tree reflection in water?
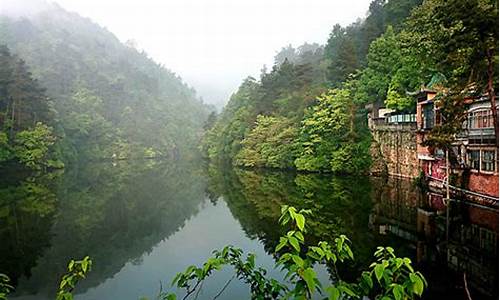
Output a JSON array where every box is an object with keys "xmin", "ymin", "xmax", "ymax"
[
  {"xmin": 1, "ymin": 162, "xmax": 497, "ymax": 299},
  {"xmin": 207, "ymin": 165, "xmax": 498, "ymax": 299},
  {"xmin": 3, "ymin": 158, "xmax": 207, "ymax": 298}
]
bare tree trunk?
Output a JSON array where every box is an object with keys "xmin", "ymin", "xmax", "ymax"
[{"xmin": 486, "ymin": 48, "xmax": 498, "ymax": 146}]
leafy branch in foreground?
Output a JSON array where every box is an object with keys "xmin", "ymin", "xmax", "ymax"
[
  {"xmin": 160, "ymin": 205, "xmax": 426, "ymax": 300},
  {"xmin": 56, "ymin": 256, "xmax": 92, "ymax": 300},
  {"xmin": 0, "ymin": 274, "xmax": 13, "ymax": 300},
  {"xmin": 0, "ymin": 256, "xmax": 92, "ymax": 300}
]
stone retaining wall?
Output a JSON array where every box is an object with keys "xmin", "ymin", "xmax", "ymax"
[{"xmin": 370, "ymin": 124, "xmax": 419, "ymax": 179}]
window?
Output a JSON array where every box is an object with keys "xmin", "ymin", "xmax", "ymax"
[
  {"xmin": 422, "ymin": 104, "xmax": 434, "ymax": 129},
  {"xmin": 468, "ymin": 110, "xmax": 494, "ymax": 129},
  {"xmin": 388, "ymin": 114, "xmax": 416, "ymax": 124},
  {"xmin": 481, "ymin": 150, "xmax": 496, "ymax": 172},
  {"xmin": 434, "ymin": 149, "xmax": 444, "ymax": 158},
  {"xmin": 468, "ymin": 150, "xmax": 480, "ymax": 170},
  {"xmin": 468, "ymin": 149, "xmax": 497, "ymax": 172}
]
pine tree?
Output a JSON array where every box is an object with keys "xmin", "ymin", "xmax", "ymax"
[
  {"xmin": 0, "ymin": 45, "xmax": 13, "ymax": 128},
  {"xmin": 7, "ymin": 59, "xmax": 51, "ymax": 133},
  {"xmin": 325, "ymin": 25, "xmax": 358, "ymax": 86}
]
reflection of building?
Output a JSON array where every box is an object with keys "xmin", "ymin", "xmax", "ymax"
[
  {"xmin": 447, "ymin": 218, "xmax": 499, "ymax": 298},
  {"xmin": 369, "ymin": 177, "xmax": 428, "ymax": 247},
  {"xmin": 370, "ymin": 176, "xmax": 499, "ymax": 299}
]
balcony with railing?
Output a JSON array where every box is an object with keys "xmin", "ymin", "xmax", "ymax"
[
  {"xmin": 457, "ymin": 109, "xmax": 496, "ymax": 144},
  {"xmin": 468, "ymin": 110, "xmax": 496, "ymax": 137},
  {"xmin": 387, "ymin": 113, "xmax": 416, "ymax": 124},
  {"xmin": 370, "ymin": 114, "xmax": 417, "ymax": 131}
]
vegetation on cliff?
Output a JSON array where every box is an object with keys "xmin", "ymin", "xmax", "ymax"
[{"xmin": 203, "ymin": 0, "xmax": 498, "ymax": 170}]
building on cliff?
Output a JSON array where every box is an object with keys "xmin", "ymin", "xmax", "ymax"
[
  {"xmin": 368, "ymin": 90, "xmax": 499, "ymax": 298},
  {"xmin": 414, "ymin": 89, "xmax": 499, "ymax": 205},
  {"xmin": 368, "ymin": 88, "xmax": 498, "ymax": 207}
]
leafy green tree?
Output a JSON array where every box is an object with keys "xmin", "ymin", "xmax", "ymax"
[
  {"xmin": 203, "ymin": 111, "xmax": 218, "ymax": 131},
  {"xmin": 0, "ymin": 45, "xmax": 60, "ymax": 168},
  {"xmin": 296, "ymin": 43, "xmax": 323, "ymax": 65},
  {"xmin": 404, "ymin": 0, "xmax": 499, "ymax": 145},
  {"xmin": 357, "ymin": 27, "xmax": 400, "ymax": 105},
  {"xmin": 203, "ymin": 77, "xmax": 259, "ymax": 161},
  {"xmin": 13, "ymin": 122, "xmax": 62, "ymax": 170},
  {"xmin": 0, "ymin": 45, "xmax": 13, "ymax": 124},
  {"xmin": 294, "ymin": 90, "xmax": 349, "ymax": 172},
  {"xmin": 274, "ymin": 44, "xmax": 298, "ymax": 65},
  {"xmin": 358, "ymin": 0, "xmax": 386, "ymax": 61},
  {"xmin": 384, "ymin": 0, "xmax": 423, "ymax": 29},
  {"xmin": 234, "ymin": 115, "xmax": 298, "ymax": 169},
  {"xmin": 295, "ymin": 89, "xmax": 371, "ymax": 174},
  {"xmin": 60, "ymin": 87, "xmax": 120, "ymax": 160},
  {"xmin": 7, "ymin": 59, "xmax": 52, "ymax": 131},
  {"xmin": 0, "ymin": 132, "xmax": 12, "ymax": 162},
  {"xmin": 324, "ymin": 0, "xmax": 423, "ymax": 82},
  {"xmin": 257, "ymin": 59, "xmax": 299, "ymax": 114},
  {"xmin": 203, "ymin": 38, "xmax": 332, "ymax": 168},
  {"xmin": 357, "ymin": 26, "xmax": 424, "ymax": 111},
  {"xmin": 330, "ymin": 143, "xmax": 372, "ymax": 174}
]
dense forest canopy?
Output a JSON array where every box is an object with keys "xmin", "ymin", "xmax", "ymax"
[
  {"xmin": 0, "ymin": 1, "xmax": 212, "ymax": 168},
  {"xmin": 203, "ymin": 0, "xmax": 498, "ymax": 173}
]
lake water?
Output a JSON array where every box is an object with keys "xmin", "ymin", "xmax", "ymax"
[{"xmin": 1, "ymin": 158, "xmax": 498, "ymax": 299}]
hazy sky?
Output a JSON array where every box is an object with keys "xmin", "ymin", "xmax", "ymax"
[{"xmin": 5, "ymin": 0, "xmax": 373, "ymax": 106}]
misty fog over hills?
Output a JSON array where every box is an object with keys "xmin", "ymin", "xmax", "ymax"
[
  {"xmin": 0, "ymin": 0, "xmax": 212, "ymax": 161},
  {"xmin": 1, "ymin": 0, "xmax": 372, "ymax": 108}
]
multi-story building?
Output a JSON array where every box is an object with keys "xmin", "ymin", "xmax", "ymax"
[
  {"xmin": 415, "ymin": 88, "xmax": 499, "ymax": 204},
  {"xmin": 367, "ymin": 89, "xmax": 498, "ymax": 298}
]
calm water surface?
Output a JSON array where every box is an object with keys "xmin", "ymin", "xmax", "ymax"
[{"xmin": 1, "ymin": 159, "xmax": 497, "ymax": 299}]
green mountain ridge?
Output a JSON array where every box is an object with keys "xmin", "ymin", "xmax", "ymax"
[{"xmin": 0, "ymin": 0, "xmax": 211, "ymax": 164}]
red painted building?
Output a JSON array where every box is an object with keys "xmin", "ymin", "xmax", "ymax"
[{"xmin": 415, "ymin": 89, "xmax": 499, "ymax": 199}]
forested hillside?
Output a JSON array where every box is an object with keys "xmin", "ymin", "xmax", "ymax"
[
  {"xmin": 0, "ymin": 1, "xmax": 211, "ymax": 167},
  {"xmin": 0, "ymin": 45, "xmax": 62, "ymax": 169},
  {"xmin": 203, "ymin": 0, "xmax": 498, "ymax": 173}
]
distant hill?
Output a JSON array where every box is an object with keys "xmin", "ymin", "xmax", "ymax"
[{"xmin": 0, "ymin": 0, "xmax": 211, "ymax": 161}]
